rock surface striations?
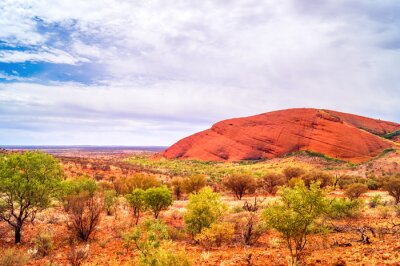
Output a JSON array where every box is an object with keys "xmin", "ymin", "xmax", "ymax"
[{"xmin": 163, "ymin": 108, "xmax": 400, "ymax": 163}]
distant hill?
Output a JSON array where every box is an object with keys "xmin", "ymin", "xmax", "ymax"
[{"xmin": 163, "ymin": 108, "xmax": 400, "ymax": 163}]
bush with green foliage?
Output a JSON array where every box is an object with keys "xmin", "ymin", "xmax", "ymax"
[
  {"xmin": 301, "ymin": 171, "xmax": 333, "ymax": 188},
  {"xmin": 143, "ymin": 186, "xmax": 173, "ymax": 218},
  {"xmin": 34, "ymin": 231, "xmax": 54, "ymax": 257},
  {"xmin": 327, "ymin": 198, "xmax": 363, "ymax": 219},
  {"xmin": 335, "ymin": 175, "xmax": 358, "ymax": 189},
  {"xmin": 366, "ymin": 177, "xmax": 380, "ymax": 190},
  {"xmin": 184, "ymin": 187, "xmax": 227, "ymax": 236},
  {"xmin": 194, "ymin": 222, "xmax": 235, "ymax": 249},
  {"xmin": 183, "ymin": 174, "xmax": 207, "ymax": 194},
  {"xmin": 103, "ymin": 189, "xmax": 117, "ymax": 215},
  {"xmin": 60, "ymin": 177, "xmax": 103, "ymax": 241},
  {"xmin": 125, "ymin": 188, "xmax": 146, "ymax": 225},
  {"xmin": 382, "ymin": 174, "xmax": 400, "ymax": 204},
  {"xmin": 263, "ymin": 182, "xmax": 329, "ymax": 265},
  {"xmin": 368, "ymin": 194, "xmax": 383, "ymax": 208},
  {"xmin": 124, "ymin": 219, "xmax": 190, "ymax": 266},
  {"xmin": 0, "ymin": 151, "xmax": 63, "ymax": 243},
  {"xmin": 65, "ymin": 191, "xmax": 103, "ymax": 241},
  {"xmin": 114, "ymin": 174, "xmax": 160, "ymax": 195},
  {"xmin": 344, "ymin": 183, "xmax": 368, "ymax": 200},
  {"xmin": 222, "ymin": 174, "xmax": 257, "ymax": 200}
]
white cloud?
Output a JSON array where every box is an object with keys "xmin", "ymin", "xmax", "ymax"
[
  {"xmin": 0, "ymin": 48, "xmax": 88, "ymax": 64},
  {"xmin": 0, "ymin": 0, "xmax": 400, "ymax": 144}
]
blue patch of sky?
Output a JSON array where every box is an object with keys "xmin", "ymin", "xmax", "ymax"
[
  {"xmin": 0, "ymin": 61, "xmax": 107, "ymax": 84},
  {"xmin": 0, "ymin": 16, "xmax": 108, "ymax": 84}
]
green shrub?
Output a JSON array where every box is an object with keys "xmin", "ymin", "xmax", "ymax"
[
  {"xmin": 0, "ymin": 248, "xmax": 28, "ymax": 266},
  {"xmin": 366, "ymin": 178, "xmax": 379, "ymax": 190},
  {"xmin": 233, "ymin": 212, "xmax": 268, "ymax": 245},
  {"xmin": 301, "ymin": 171, "xmax": 333, "ymax": 188},
  {"xmin": 125, "ymin": 188, "xmax": 146, "ymax": 225},
  {"xmin": 368, "ymin": 194, "xmax": 382, "ymax": 208},
  {"xmin": 184, "ymin": 187, "xmax": 227, "ymax": 236},
  {"xmin": 263, "ymin": 182, "xmax": 329, "ymax": 264},
  {"xmin": 34, "ymin": 231, "xmax": 54, "ymax": 257},
  {"xmin": 103, "ymin": 189, "xmax": 117, "ymax": 215},
  {"xmin": 170, "ymin": 177, "xmax": 185, "ymax": 200},
  {"xmin": 114, "ymin": 174, "xmax": 160, "ymax": 195},
  {"xmin": 124, "ymin": 219, "xmax": 190, "ymax": 266},
  {"xmin": 328, "ymin": 198, "xmax": 363, "ymax": 219},
  {"xmin": 143, "ymin": 186, "xmax": 173, "ymax": 219},
  {"xmin": 66, "ymin": 192, "xmax": 103, "ymax": 241},
  {"xmin": 183, "ymin": 174, "xmax": 207, "ymax": 194},
  {"xmin": 195, "ymin": 222, "xmax": 235, "ymax": 249}
]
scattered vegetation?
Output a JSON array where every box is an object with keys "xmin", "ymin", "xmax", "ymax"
[
  {"xmin": 184, "ymin": 187, "xmax": 227, "ymax": 237},
  {"xmin": 263, "ymin": 181, "xmax": 329, "ymax": 265},
  {"xmin": 222, "ymin": 174, "xmax": 257, "ymax": 200},
  {"xmin": 1, "ymin": 150, "xmax": 400, "ymax": 265},
  {"xmin": 0, "ymin": 151, "xmax": 63, "ymax": 243}
]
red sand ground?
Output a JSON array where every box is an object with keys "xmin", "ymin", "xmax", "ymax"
[{"xmin": 164, "ymin": 108, "xmax": 400, "ymax": 163}]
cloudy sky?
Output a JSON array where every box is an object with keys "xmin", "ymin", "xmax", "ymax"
[{"xmin": 1, "ymin": 0, "xmax": 400, "ymax": 146}]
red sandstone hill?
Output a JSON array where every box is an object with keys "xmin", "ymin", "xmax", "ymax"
[{"xmin": 163, "ymin": 108, "xmax": 400, "ymax": 163}]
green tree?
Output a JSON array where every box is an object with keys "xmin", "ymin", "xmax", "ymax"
[
  {"xmin": 144, "ymin": 186, "xmax": 173, "ymax": 219},
  {"xmin": 126, "ymin": 188, "xmax": 146, "ymax": 224},
  {"xmin": 263, "ymin": 182, "xmax": 329, "ymax": 265},
  {"xmin": 0, "ymin": 151, "xmax": 63, "ymax": 243},
  {"xmin": 184, "ymin": 187, "xmax": 226, "ymax": 237}
]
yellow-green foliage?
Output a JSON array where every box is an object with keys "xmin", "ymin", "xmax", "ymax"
[
  {"xmin": 195, "ymin": 222, "xmax": 235, "ymax": 249},
  {"xmin": 128, "ymin": 156, "xmax": 315, "ymax": 179}
]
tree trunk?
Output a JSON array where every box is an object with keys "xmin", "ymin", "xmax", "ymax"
[{"xmin": 15, "ymin": 227, "xmax": 22, "ymax": 243}]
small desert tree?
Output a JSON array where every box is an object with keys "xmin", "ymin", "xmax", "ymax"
[
  {"xmin": 222, "ymin": 174, "xmax": 257, "ymax": 200},
  {"xmin": 143, "ymin": 186, "xmax": 173, "ymax": 219},
  {"xmin": 263, "ymin": 181, "xmax": 329, "ymax": 265},
  {"xmin": 283, "ymin": 167, "xmax": 305, "ymax": 183},
  {"xmin": 184, "ymin": 187, "xmax": 226, "ymax": 237},
  {"xmin": 183, "ymin": 174, "xmax": 207, "ymax": 194},
  {"xmin": 301, "ymin": 171, "xmax": 333, "ymax": 188},
  {"xmin": 260, "ymin": 173, "xmax": 285, "ymax": 195},
  {"xmin": 126, "ymin": 188, "xmax": 146, "ymax": 225},
  {"xmin": 382, "ymin": 175, "xmax": 400, "ymax": 204},
  {"xmin": 0, "ymin": 151, "xmax": 63, "ymax": 243},
  {"xmin": 344, "ymin": 183, "xmax": 368, "ymax": 200},
  {"xmin": 62, "ymin": 178, "xmax": 102, "ymax": 241},
  {"xmin": 170, "ymin": 177, "xmax": 185, "ymax": 200},
  {"xmin": 103, "ymin": 189, "xmax": 117, "ymax": 216}
]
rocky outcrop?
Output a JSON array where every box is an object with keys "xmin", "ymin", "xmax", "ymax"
[{"xmin": 163, "ymin": 108, "xmax": 400, "ymax": 163}]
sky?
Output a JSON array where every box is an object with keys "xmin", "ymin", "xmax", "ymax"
[{"xmin": 1, "ymin": 0, "xmax": 400, "ymax": 146}]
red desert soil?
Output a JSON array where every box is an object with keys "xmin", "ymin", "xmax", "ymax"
[{"xmin": 163, "ymin": 108, "xmax": 400, "ymax": 163}]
